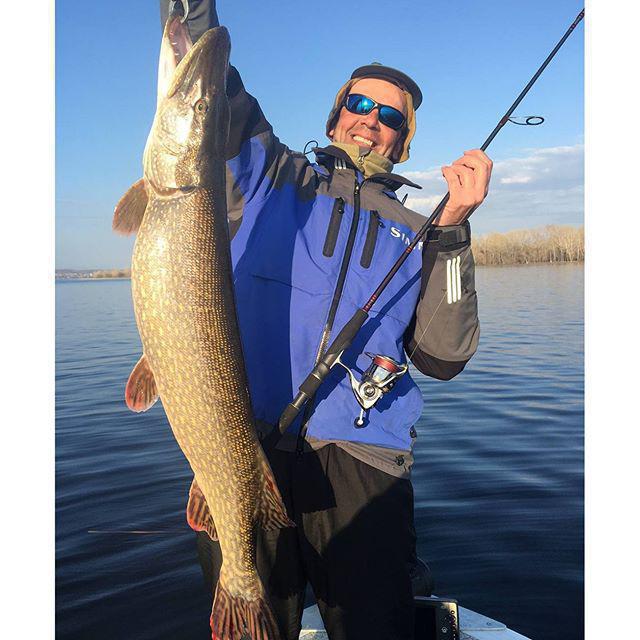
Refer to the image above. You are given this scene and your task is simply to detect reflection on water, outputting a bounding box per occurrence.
[56,264,583,640]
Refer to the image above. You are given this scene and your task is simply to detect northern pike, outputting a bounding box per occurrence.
[113,15,292,640]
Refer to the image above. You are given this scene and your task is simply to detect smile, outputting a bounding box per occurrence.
[352,134,375,148]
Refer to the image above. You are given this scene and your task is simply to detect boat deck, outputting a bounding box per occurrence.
[299,603,531,640]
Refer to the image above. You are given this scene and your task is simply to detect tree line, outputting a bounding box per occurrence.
[471,225,584,266]
[88,225,584,276]
[91,269,131,278]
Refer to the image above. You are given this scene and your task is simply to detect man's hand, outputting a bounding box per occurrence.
[437,149,493,226]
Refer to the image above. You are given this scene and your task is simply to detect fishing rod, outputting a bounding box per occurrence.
[278,8,585,433]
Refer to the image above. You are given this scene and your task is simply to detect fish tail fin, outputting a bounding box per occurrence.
[256,450,295,532]
[210,577,281,640]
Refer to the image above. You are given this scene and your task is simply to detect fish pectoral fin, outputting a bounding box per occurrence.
[256,453,295,531]
[125,354,159,412]
[113,178,148,236]
[186,478,219,541]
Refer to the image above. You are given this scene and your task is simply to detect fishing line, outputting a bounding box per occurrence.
[87,529,186,535]
[405,122,548,354]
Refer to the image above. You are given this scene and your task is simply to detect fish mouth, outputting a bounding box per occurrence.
[166,22,231,100]
[145,20,230,192]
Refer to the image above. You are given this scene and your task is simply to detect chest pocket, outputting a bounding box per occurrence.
[360,210,382,269]
[347,212,423,327]
[322,198,345,258]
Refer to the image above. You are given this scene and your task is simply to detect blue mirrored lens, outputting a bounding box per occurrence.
[346,94,375,115]
[379,106,405,130]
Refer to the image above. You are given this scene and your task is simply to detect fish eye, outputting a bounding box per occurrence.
[194,99,208,114]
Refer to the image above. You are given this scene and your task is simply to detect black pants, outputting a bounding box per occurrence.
[196,437,417,640]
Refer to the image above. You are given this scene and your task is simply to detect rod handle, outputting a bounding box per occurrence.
[278,308,369,432]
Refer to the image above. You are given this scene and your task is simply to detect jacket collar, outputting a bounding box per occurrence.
[313,145,422,192]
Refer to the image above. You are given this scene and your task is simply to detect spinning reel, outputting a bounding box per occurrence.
[336,353,408,427]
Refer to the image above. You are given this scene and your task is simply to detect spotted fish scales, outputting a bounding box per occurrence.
[113,17,291,640]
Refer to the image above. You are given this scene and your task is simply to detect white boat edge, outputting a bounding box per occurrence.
[299,603,532,640]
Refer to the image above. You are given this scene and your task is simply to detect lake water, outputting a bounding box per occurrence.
[55,263,583,640]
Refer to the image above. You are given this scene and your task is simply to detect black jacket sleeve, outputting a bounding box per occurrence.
[404,222,480,380]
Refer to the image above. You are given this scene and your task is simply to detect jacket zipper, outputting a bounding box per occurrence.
[296,176,366,454]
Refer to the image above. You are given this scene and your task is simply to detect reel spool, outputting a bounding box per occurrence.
[336,353,408,427]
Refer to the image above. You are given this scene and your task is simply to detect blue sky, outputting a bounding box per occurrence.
[56,0,584,269]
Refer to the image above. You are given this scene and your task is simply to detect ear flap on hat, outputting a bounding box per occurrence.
[394,90,415,164]
[326,79,358,139]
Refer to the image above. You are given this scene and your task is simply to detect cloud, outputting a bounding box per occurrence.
[401,144,584,234]
[500,175,532,185]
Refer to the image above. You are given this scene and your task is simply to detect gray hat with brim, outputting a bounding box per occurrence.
[350,62,423,109]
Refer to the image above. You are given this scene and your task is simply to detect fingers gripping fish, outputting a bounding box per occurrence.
[113,16,293,640]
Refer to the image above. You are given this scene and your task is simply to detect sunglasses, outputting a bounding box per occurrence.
[343,94,406,131]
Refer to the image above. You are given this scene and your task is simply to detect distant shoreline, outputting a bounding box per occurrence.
[56,269,131,280]
[55,261,583,281]
[56,276,131,281]
[57,225,584,277]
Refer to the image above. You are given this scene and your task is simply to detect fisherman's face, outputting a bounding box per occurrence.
[329,78,407,160]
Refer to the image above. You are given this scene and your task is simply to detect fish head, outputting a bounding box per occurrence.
[143,18,231,193]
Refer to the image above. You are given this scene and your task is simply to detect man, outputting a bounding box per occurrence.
[160,2,492,639]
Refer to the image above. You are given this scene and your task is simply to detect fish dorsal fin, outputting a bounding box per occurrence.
[186,478,219,541]
[256,451,295,531]
[124,354,159,412]
[113,179,148,236]
[158,15,193,103]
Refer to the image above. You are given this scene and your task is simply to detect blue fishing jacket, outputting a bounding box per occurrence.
[220,68,480,477]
